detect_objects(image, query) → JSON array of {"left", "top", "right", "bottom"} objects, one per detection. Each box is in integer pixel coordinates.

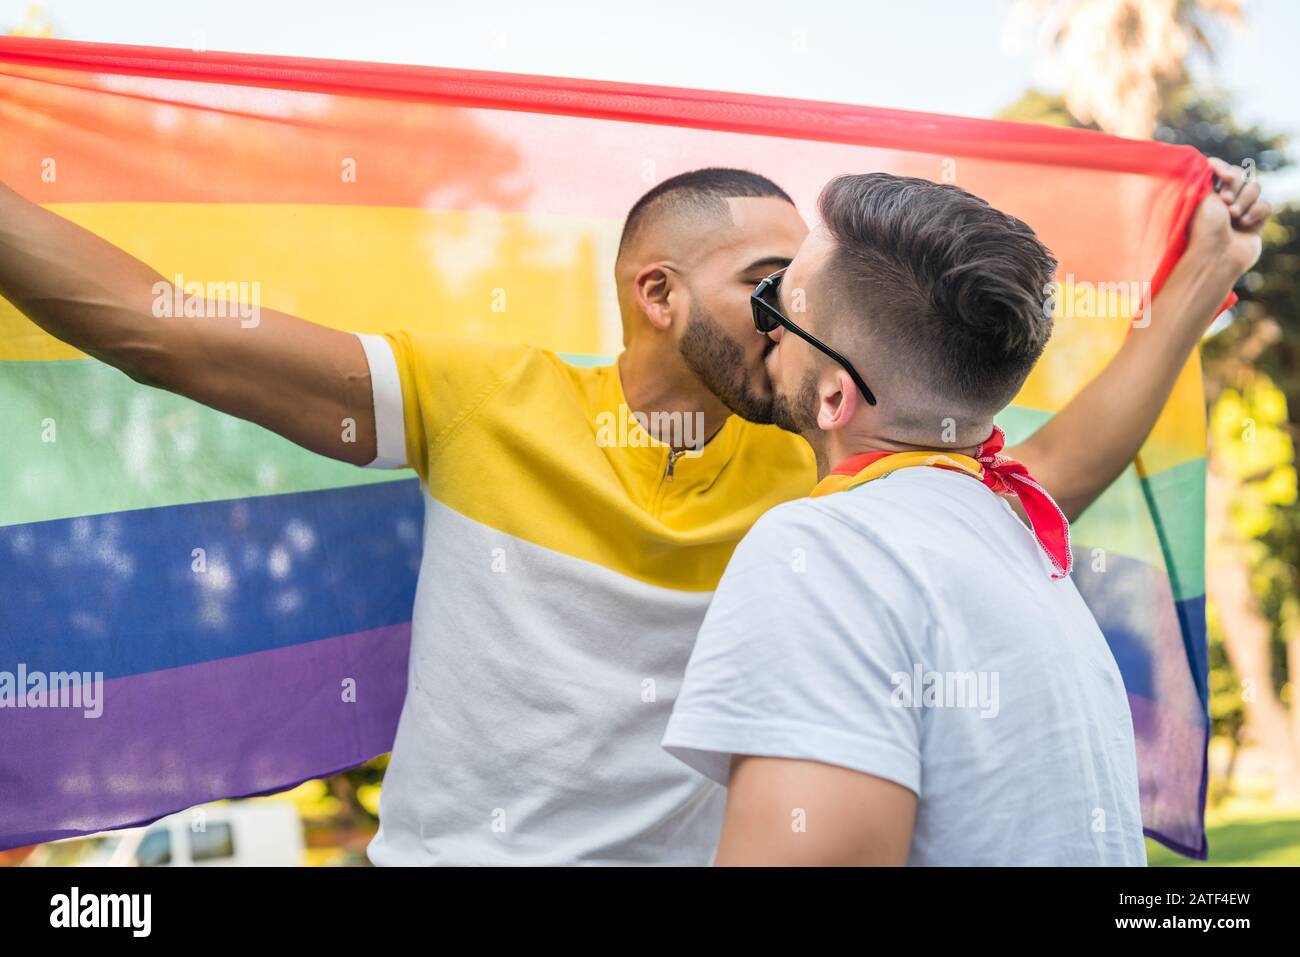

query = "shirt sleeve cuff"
[
  {"left": 662, "top": 712, "right": 922, "bottom": 796},
  {"left": 354, "top": 332, "right": 407, "bottom": 469}
]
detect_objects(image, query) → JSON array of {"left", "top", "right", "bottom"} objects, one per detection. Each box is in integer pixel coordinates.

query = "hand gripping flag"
[{"left": 0, "top": 37, "right": 1215, "bottom": 857}]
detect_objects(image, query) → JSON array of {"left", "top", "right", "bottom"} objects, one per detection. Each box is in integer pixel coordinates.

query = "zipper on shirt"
[{"left": 664, "top": 448, "right": 687, "bottom": 483}]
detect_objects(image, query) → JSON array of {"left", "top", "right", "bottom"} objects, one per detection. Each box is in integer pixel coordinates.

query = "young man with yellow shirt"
[{"left": 0, "top": 161, "right": 1266, "bottom": 864}]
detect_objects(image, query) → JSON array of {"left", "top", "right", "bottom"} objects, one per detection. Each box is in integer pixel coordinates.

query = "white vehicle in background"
[{"left": 30, "top": 800, "right": 306, "bottom": 867}]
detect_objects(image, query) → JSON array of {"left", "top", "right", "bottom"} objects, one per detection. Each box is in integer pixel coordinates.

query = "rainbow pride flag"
[{"left": 0, "top": 37, "right": 1213, "bottom": 857}]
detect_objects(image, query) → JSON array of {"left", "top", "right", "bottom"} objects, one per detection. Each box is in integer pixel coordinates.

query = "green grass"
[{"left": 1147, "top": 804, "right": 1300, "bottom": 866}]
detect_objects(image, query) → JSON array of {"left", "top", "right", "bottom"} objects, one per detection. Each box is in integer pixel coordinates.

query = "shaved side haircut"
[{"left": 617, "top": 168, "right": 794, "bottom": 262}]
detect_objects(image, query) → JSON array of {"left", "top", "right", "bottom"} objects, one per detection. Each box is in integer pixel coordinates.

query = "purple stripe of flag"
[
  {"left": 1129, "top": 693, "right": 1210, "bottom": 858},
  {"left": 0, "top": 623, "right": 410, "bottom": 849}
]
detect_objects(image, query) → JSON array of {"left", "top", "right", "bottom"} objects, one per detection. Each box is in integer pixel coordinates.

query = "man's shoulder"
[
  {"left": 755, "top": 467, "right": 936, "bottom": 531},
  {"left": 391, "top": 331, "right": 591, "bottom": 396},
  {"left": 396, "top": 330, "right": 551, "bottom": 368},
  {"left": 739, "top": 490, "right": 902, "bottom": 568},
  {"left": 706, "top": 481, "right": 936, "bottom": 660},
  {"left": 735, "top": 472, "right": 958, "bottom": 601},
  {"left": 810, "top": 466, "right": 1001, "bottom": 532}
]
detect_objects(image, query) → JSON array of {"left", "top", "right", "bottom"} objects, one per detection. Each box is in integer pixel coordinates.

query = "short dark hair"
[
  {"left": 618, "top": 168, "right": 794, "bottom": 258},
  {"left": 816, "top": 173, "right": 1057, "bottom": 418}
]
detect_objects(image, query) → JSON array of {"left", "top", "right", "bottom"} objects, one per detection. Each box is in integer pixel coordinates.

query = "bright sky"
[{"left": 4, "top": 0, "right": 1298, "bottom": 197}]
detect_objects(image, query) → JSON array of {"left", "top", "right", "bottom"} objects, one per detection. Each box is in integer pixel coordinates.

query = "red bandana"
[{"left": 820, "top": 425, "right": 1073, "bottom": 580}]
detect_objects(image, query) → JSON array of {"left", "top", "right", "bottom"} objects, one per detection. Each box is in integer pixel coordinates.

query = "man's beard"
[
  {"left": 769, "top": 367, "right": 820, "bottom": 436},
  {"left": 678, "top": 302, "right": 775, "bottom": 424}
]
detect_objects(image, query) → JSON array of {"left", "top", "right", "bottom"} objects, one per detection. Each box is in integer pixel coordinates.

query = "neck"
[
  {"left": 814, "top": 424, "right": 987, "bottom": 481},
  {"left": 617, "top": 346, "right": 732, "bottom": 450}
]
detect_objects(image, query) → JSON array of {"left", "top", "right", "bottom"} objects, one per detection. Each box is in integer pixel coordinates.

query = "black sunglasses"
[{"left": 750, "top": 270, "right": 878, "bottom": 407}]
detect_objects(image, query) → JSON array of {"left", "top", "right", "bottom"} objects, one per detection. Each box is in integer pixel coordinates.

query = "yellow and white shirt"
[{"left": 355, "top": 332, "right": 815, "bottom": 865}]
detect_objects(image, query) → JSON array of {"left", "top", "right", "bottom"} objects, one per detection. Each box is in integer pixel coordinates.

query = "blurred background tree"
[
  {"left": 1005, "top": 0, "right": 1246, "bottom": 138},
  {"left": 8, "top": 3, "right": 52, "bottom": 37},
  {"left": 1003, "top": 0, "right": 1300, "bottom": 846}
]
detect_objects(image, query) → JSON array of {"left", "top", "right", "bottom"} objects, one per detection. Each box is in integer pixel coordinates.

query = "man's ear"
[
  {"left": 816, "top": 368, "right": 858, "bottom": 432},
  {"left": 634, "top": 263, "right": 677, "bottom": 331}
]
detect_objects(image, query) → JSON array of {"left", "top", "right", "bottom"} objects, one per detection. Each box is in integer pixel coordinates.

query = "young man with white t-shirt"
[{"left": 662, "top": 173, "right": 1156, "bottom": 865}]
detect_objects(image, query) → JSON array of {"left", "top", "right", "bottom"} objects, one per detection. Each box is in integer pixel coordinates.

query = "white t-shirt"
[{"left": 662, "top": 466, "right": 1147, "bottom": 866}]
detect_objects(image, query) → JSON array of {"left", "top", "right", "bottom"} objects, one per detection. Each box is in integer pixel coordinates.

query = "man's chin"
[
  {"left": 728, "top": 366, "right": 778, "bottom": 422},
  {"left": 677, "top": 310, "right": 776, "bottom": 424},
  {"left": 719, "top": 367, "right": 777, "bottom": 422},
  {"left": 767, "top": 404, "right": 803, "bottom": 435},
  {"left": 719, "top": 387, "right": 775, "bottom": 425},
  {"left": 769, "top": 378, "right": 820, "bottom": 436}
]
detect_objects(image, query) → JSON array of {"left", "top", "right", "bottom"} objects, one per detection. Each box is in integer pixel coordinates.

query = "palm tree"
[{"left": 1007, "top": 0, "right": 1244, "bottom": 138}]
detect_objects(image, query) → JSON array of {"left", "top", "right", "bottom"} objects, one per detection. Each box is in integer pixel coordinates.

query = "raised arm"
[
  {"left": 0, "top": 180, "right": 377, "bottom": 466},
  {"left": 1008, "top": 159, "right": 1268, "bottom": 522}
]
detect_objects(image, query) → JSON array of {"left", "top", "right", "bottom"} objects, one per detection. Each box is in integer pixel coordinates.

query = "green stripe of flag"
[{"left": 0, "top": 358, "right": 1207, "bottom": 600}]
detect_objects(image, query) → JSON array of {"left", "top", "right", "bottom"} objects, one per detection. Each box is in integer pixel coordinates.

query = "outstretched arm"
[
  {"left": 0, "top": 180, "right": 377, "bottom": 466},
  {"left": 1007, "top": 159, "right": 1269, "bottom": 522}
]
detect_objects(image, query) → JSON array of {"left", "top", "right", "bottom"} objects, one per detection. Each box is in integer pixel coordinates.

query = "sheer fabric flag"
[{"left": 0, "top": 37, "right": 1213, "bottom": 856}]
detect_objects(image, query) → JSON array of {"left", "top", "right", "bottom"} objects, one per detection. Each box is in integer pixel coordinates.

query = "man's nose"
[{"left": 766, "top": 324, "right": 784, "bottom": 344}]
